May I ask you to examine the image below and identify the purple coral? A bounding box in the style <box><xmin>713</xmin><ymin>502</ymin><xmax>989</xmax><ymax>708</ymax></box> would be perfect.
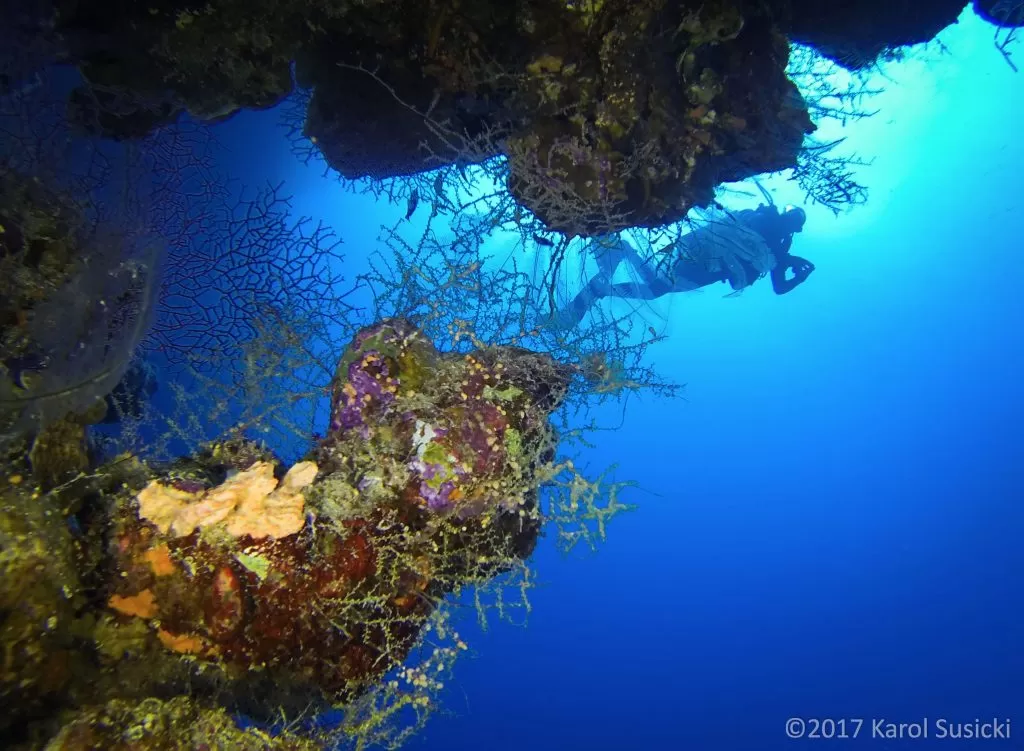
<box><xmin>352</xmin><ymin>318</ymin><xmax>417</xmax><ymax>350</ymax></box>
<box><xmin>409</xmin><ymin>444</ymin><xmax>466</xmax><ymax>513</ymax></box>
<box><xmin>330</xmin><ymin>350</ymin><xmax>397</xmax><ymax>435</ymax></box>
<box><xmin>420</xmin><ymin>477</ymin><xmax>458</xmax><ymax>511</ymax></box>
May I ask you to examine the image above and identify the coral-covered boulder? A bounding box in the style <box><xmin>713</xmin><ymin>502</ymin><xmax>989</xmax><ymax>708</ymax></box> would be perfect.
<box><xmin>325</xmin><ymin>319</ymin><xmax>574</xmax><ymax>520</ymax></box>
<box><xmin>86</xmin><ymin>320</ymin><xmax>573</xmax><ymax>718</ymax></box>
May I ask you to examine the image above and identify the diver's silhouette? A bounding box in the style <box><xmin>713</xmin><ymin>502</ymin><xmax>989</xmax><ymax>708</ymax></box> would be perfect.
<box><xmin>553</xmin><ymin>204</ymin><xmax>813</xmax><ymax>328</ymax></box>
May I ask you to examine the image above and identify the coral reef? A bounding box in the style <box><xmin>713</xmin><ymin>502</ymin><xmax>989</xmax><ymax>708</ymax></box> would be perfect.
<box><xmin>34</xmin><ymin>0</ymin><xmax>1019</xmax><ymax>236</ymax></box>
<box><xmin>782</xmin><ymin>0</ymin><xmax>969</xmax><ymax>68</ymax></box>
<box><xmin>2</xmin><ymin>318</ymin><xmax>585</xmax><ymax>747</ymax></box>
<box><xmin>0</xmin><ymin>480</ymin><xmax>88</xmax><ymax>741</ymax></box>
<box><xmin>1</xmin><ymin>29</ymin><xmax>675</xmax><ymax>750</ymax></box>
<box><xmin>45</xmin><ymin>696</ymin><xmax>320</xmax><ymax>750</ymax></box>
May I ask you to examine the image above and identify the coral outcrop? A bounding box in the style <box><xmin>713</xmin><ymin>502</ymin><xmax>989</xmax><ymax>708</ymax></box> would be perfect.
<box><xmin>40</xmin><ymin>0</ymin><xmax>1019</xmax><ymax>235</ymax></box>
<box><xmin>2</xmin><ymin>318</ymin><xmax>580</xmax><ymax>746</ymax></box>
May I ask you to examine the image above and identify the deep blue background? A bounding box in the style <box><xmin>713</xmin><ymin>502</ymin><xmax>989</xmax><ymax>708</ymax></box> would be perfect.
<box><xmin>197</xmin><ymin>9</ymin><xmax>1023</xmax><ymax>750</ymax></box>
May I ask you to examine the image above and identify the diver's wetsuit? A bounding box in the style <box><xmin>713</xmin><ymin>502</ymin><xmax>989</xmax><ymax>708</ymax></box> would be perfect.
<box><xmin>734</xmin><ymin>205</ymin><xmax>813</xmax><ymax>295</ymax></box>
<box><xmin>551</xmin><ymin>206</ymin><xmax>809</xmax><ymax>327</ymax></box>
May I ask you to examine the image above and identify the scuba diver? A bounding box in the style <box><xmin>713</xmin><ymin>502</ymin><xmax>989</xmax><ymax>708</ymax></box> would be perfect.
<box><xmin>550</xmin><ymin>203</ymin><xmax>814</xmax><ymax>329</ymax></box>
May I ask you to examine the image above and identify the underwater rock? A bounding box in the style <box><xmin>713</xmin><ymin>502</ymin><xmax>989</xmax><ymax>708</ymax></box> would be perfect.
<box><xmin>44</xmin><ymin>696</ymin><xmax>320</xmax><ymax>750</ymax></box>
<box><xmin>299</xmin><ymin>0</ymin><xmax>816</xmax><ymax>234</ymax></box>
<box><xmin>303</xmin><ymin>61</ymin><xmax>496</xmax><ymax>181</ymax></box>
<box><xmin>41</xmin><ymin>0</ymin><xmax>998</xmax><ymax>235</ymax></box>
<box><xmin>45</xmin><ymin>319</ymin><xmax>571</xmax><ymax>726</ymax></box>
<box><xmin>782</xmin><ymin>0</ymin><xmax>968</xmax><ymax>68</ymax></box>
<box><xmin>42</xmin><ymin>0</ymin><xmax>1024</xmax><ymax>232</ymax></box>
<box><xmin>55</xmin><ymin>0</ymin><xmax>294</xmax><ymax>139</ymax></box>
<box><xmin>324</xmin><ymin>318</ymin><xmax>572</xmax><ymax>520</ymax></box>
<box><xmin>972</xmin><ymin>0</ymin><xmax>1024</xmax><ymax>27</ymax></box>
<box><xmin>0</xmin><ymin>481</ymin><xmax>87</xmax><ymax>741</ymax></box>
<box><xmin>102</xmin><ymin>474</ymin><xmax>387</xmax><ymax>702</ymax></box>
<box><xmin>502</xmin><ymin>2</ymin><xmax>813</xmax><ymax>234</ymax></box>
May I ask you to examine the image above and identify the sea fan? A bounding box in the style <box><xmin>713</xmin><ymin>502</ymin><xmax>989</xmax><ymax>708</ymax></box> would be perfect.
<box><xmin>0</xmin><ymin>231</ymin><xmax>162</xmax><ymax>445</ymax></box>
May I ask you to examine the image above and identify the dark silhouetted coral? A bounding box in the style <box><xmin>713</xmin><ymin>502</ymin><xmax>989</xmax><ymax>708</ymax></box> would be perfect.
<box><xmin>36</xmin><ymin>0</ymin><xmax>1014</xmax><ymax>235</ymax></box>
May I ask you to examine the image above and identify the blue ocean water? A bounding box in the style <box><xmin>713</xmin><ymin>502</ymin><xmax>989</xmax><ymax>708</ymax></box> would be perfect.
<box><xmin>179</xmin><ymin>9</ymin><xmax>1022</xmax><ymax>750</ymax></box>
